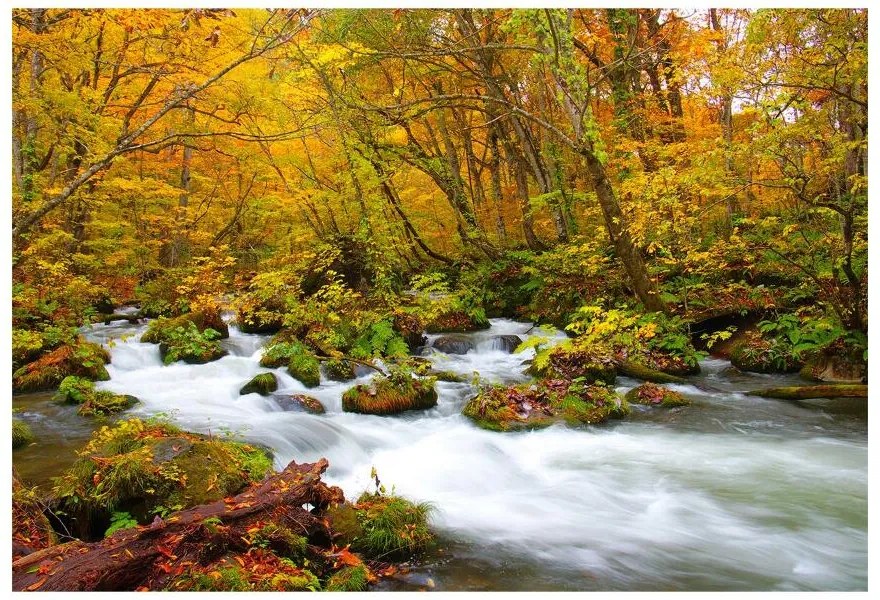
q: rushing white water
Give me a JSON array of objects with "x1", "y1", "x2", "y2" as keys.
[{"x1": 38, "y1": 317, "x2": 868, "y2": 590}]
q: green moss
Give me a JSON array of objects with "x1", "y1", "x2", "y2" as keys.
[
  {"x1": 13, "y1": 340, "x2": 110, "y2": 393},
  {"x1": 251, "y1": 523, "x2": 308, "y2": 560},
  {"x1": 625, "y1": 382, "x2": 690, "y2": 407},
  {"x1": 326, "y1": 565, "x2": 369, "y2": 592},
  {"x1": 54, "y1": 375, "x2": 96, "y2": 404},
  {"x1": 326, "y1": 502, "x2": 364, "y2": 547},
  {"x1": 78, "y1": 392, "x2": 139, "y2": 417},
  {"x1": 13, "y1": 419, "x2": 35, "y2": 449},
  {"x1": 288, "y1": 349, "x2": 321, "y2": 388},
  {"x1": 342, "y1": 373, "x2": 438, "y2": 415},
  {"x1": 53, "y1": 418, "x2": 274, "y2": 537},
  {"x1": 239, "y1": 372, "x2": 278, "y2": 396},
  {"x1": 183, "y1": 566, "x2": 251, "y2": 591},
  {"x1": 351, "y1": 493, "x2": 434, "y2": 560},
  {"x1": 324, "y1": 358, "x2": 356, "y2": 381},
  {"x1": 463, "y1": 379, "x2": 626, "y2": 431},
  {"x1": 531, "y1": 347, "x2": 617, "y2": 384},
  {"x1": 156, "y1": 321, "x2": 226, "y2": 365},
  {"x1": 140, "y1": 310, "x2": 229, "y2": 344},
  {"x1": 425, "y1": 309, "x2": 490, "y2": 333}
]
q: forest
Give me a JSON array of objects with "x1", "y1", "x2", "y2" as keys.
[{"x1": 10, "y1": 8, "x2": 867, "y2": 592}]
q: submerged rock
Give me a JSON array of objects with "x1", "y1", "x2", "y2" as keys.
[
  {"x1": 463, "y1": 379, "x2": 628, "y2": 432},
  {"x1": 625, "y1": 382, "x2": 690, "y2": 408},
  {"x1": 431, "y1": 335, "x2": 475, "y2": 355},
  {"x1": 274, "y1": 394, "x2": 326, "y2": 414},
  {"x1": 342, "y1": 373, "x2": 438, "y2": 415},
  {"x1": 240, "y1": 373, "x2": 279, "y2": 396}
]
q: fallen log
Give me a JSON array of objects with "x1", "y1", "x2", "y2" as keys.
[
  {"x1": 12, "y1": 458, "x2": 343, "y2": 592},
  {"x1": 745, "y1": 384, "x2": 868, "y2": 400},
  {"x1": 615, "y1": 360, "x2": 686, "y2": 384}
]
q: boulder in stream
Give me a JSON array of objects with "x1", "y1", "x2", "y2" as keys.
[
  {"x1": 431, "y1": 335, "x2": 475, "y2": 355},
  {"x1": 625, "y1": 382, "x2": 690, "y2": 408},
  {"x1": 275, "y1": 393, "x2": 326, "y2": 414},
  {"x1": 323, "y1": 359, "x2": 357, "y2": 381},
  {"x1": 486, "y1": 334, "x2": 522, "y2": 353},
  {"x1": 140, "y1": 309, "x2": 229, "y2": 343},
  {"x1": 53, "y1": 375, "x2": 139, "y2": 417},
  {"x1": 12, "y1": 339, "x2": 110, "y2": 393},
  {"x1": 342, "y1": 372, "x2": 438, "y2": 415},
  {"x1": 528, "y1": 346, "x2": 616, "y2": 384},
  {"x1": 240, "y1": 372, "x2": 279, "y2": 396},
  {"x1": 463, "y1": 379, "x2": 628, "y2": 432}
]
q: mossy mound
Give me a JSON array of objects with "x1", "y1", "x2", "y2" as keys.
[
  {"x1": 154, "y1": 321, "x2": 228, "y2": 365},
  {"x1": 259, "y1": 329, "x2": 303, "y2": 368},
  {"x1": 463, "y1": 379, "x2": 627, "y2": 432},
  {"x1": 13, "y1": 477, "x2": 56, "y2": 558},
  {"x1": 13, "y1": 419, "x2": 35, "y2": 449},
  {"x1": 274, "y1": 394, "x2": 326, "y2": 414},
  {"x1": 140, "y1": 309, "x2": 229, "y2": 343},
  {"x1": 323, "y1": 359, "x2": 356, "y2": 381},
  {"x1": 289, "y1": 348, "x2": 321, "y2": 388},
  {"x1": 240, "y1": 372, "x2": 279, "y2": 396},
  {"x1": 326, "y1": 565, "x2": 369, "y2": 592},
  {"x1": 342, "y1": 372, "x2": 438, "y2": 415},
  {"x1": 327, "y1": 493, "x2": 434, "y2": 561},
  {"x1": 53, "y1": 376, "x2": 139, "y2": 417},
  {"x1": 620, "y1": 348, "x2": 701, "y2": 377},
  {"x1": 730, "y1": 334, "x2": 801, "y2": 374},
  {"x1": 12, "y1": 339, "x2": 110, "y2": 393},
  {"x1": 530, "y1": 347, "x2": 617, "y2": 384},
  {"x1": 424, "y1": 309, "x2": 490, "y2": 334},
  {"x1": 54, "y1": 418, "x2": 274, "y2": 540},
  {"x1": 625, "y1": 382, "x2": 690, "y2": 408}
]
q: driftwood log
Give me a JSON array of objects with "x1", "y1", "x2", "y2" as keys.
[
  {"x1": 746, "y1": 384, "x2": 868, "y2": 400},
  {"x1": 12, "y1": 459, "x2": 343, "y2": 592}
]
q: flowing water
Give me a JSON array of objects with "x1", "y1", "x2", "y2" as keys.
[{"x1": 12, "y1": 318, "x2": 868, "y2": 591}]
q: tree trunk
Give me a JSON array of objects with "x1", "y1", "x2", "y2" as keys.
[{"x1": 12, "y1": 459, "x2": 343, "y2": 592}]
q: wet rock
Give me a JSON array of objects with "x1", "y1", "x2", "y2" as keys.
[
  {"x1": 625, "y1": 382, "x2": 690, "y2": 408},
  {"x1": 431, "y1": 335, "x2": 475, "y2": 355},
  {"x1": 800, "y1": 348, "x2": 867, "y2": 383},
  {"x1": 151, "y1": 438, "x2": 194, "y2": 464},
  {"x1": 343, "y1": 373, "x2": 438, "y2": 415},
  {"x1": 463, "y1": 379, "x2": 628, "y2": 432},
  {"x1": 240, "y1": 373, "x2": 279, "y2": 396},
  {"x1": 274, "y1": 394, "x2": 326, "y2": 414},
  {"x1": 486, "y1": 335, "x2": 522, "y2": 353},
  {"x1": 323, "y1": 359, "x2": 357, "y2": 382}
]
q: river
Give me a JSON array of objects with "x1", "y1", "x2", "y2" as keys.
[{"x1": 12, "y1": 317, "x2": 868, "y2": 591}]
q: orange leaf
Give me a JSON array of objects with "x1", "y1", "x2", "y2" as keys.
[{"x1": 25, "y1": 578, "x2": 47, "y2": 591}]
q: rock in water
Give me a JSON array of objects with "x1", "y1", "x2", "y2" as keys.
[{"x1": 431, "y1": 335, "x2": 474, "y2": 355}]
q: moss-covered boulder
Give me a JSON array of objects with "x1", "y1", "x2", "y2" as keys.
[
  {"x1": 799, "y1": 340, "x2": 867, "y2": 383},
  {"x1": 154, "y1": 321, "x2": 227, "y2": 365},
  {"x1": 289, "y1": 349, "x2": 321, "y2": 388},
  {"x1": 13, "y1": 419, "x2": 35, "y2": 449},
  {"x1": 463, "y1": 379, "x2": 627, "y2": 432},
  {"x1": 425, "y1": 309, "x2": 489, "y2": 334},
  {"x1": 12, "y1": 339, "x2": 110, "y2": 393},
  {"x1": 54, "y1": 417, "x2": 274, "y2": 540},
  {"x1": 529, "y1": 347, "x2": 616, "y2": 384},
  {"x1": 259, "y1": 329, "x2": 302, "y2": 368},
  {"x1": 140, "y1": 309, "x2": 229, "y2": 343},
  {"x1": 240, "y1": 372, "x2": 279, "y2": 396},
  {"x1": 625, "y1": 382, "x2": 690, "y2": 408},
  {"x1": 274, "y1": 394, "x2": 326, "y2": 414},
  {"x1": 323, "y1": 359, "x2": 356, "y2": 381},
  {"x1": 392, "y1": 310, "x2": 427, "y2": 352},
  {"x1": 342, "y1": 373, "x2": 437, "y2": 415},
  {"x1": 53, "y1": 375, "x2": 139, "y2": 417},
  {"x1": 327, "y1": 493, "x2": 434, "y2": 560}
]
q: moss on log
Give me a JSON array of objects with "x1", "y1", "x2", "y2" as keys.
[
  {"x1": 746, "y1": 385, "x2": 867, "y2": 400},
  {"x1": 615, "y1": 360, "x2": 686, "y2": 384}
]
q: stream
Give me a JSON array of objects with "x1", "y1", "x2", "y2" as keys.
[{"x1": 12, "y1": 317, "x2": 868, "y2": 591}]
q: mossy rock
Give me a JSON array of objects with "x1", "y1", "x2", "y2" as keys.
[
  {"x1": 158, "y1": 340, "x2": 227, "y2": 365},
  {"x1": 12, "y1": 339, "x2": 110, "y2": 393},
  {"x1": 799, "y1": 347, "x2": 867, "y2": 383},
  {"x1": 289, "y1": 350, "x2": 320, "y2": 388},
  {"x1": 463, "y1": 379, "x2": 626, "y2": 432},
  {"x1": 53, "y1": 418, "x2": 274, "y2": 541},
  {"x1": 259, "y1": 329, "x2": 303, "y2": 368},
  {"x1": 425, "y1": 309, "x2": 490, "y2": 334},
  {"x1": 274, "y1": 394, "x2": 326, "y2": 414},
  {"x1": 392, "y1": 310, "x2": 427, "y2": 352},
  {"x1": 323, "y1": 359, "x2": 356, "y2": 382},
  {"x1": 140, "y1": 309, "x2": 229, "y2": 344},
  {"x1": 12, "y1": 328, "x2": 46, "y2": 372},
  {"x1": 13, "y1": 419, "x2": 35, "y2": 449},
  {"x1": 530, "y1": 347, "x2": 616, "y2": 384},
  {"x1": 625, "y1": 383, "x2": 690, "y2": 408},
  {"x1": 240, "y1": 372, "x2": 279, "y2": 396},
  {"x1": 429, "y1": 370, "x2": 468, "y2": 383},
  {"x1": 342, "y1": 373, "x2": 438, "y2": 415},
  {"x1": 730, "y1": 337, "x2": 801, "y2": 374},
  {"x1": 53, "y1": 376, "x2": 139, "y2": 417},
  {"x1": 623, "y1": 348, "x2": 701, "y2": 377}
]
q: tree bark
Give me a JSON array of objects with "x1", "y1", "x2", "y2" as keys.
[{"x1": 12, "y1": 459, "x2": 343, "y2": 592}]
